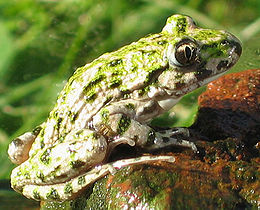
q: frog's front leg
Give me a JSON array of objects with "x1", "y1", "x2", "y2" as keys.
[
  {"x1": 92, "y1": 101, "x2": 197, "y2": 152},
  {"x1": 106, "y1": 115, "x2": 197, "y2": 152}
]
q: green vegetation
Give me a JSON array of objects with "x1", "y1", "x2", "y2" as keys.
[{"x1": 0, "y1": 0, "x2": 259, "y2": 179}]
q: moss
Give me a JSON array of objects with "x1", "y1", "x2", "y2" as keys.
[{"x1": 85, "y1": 179, "x2": 108, "y2": 210}]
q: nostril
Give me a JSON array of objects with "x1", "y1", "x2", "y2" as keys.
[
  {"x1": 221, "y1": 39, "x2": 242, "y2": 57},
  {"x1": 234, "y1": 42, "x2": 242, "y2": 56}
]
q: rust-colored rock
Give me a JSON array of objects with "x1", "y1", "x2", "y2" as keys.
[
  {"x1": 192, "y1": 69, "x2": 260, "y2": 146},
  {"x1": 199, "y1": 69, "x2": 260, "y2": 120}
]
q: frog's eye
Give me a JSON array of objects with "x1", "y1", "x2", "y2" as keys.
[{"x1": 171, "y1": 39, "x2": 198, "y2": 67}]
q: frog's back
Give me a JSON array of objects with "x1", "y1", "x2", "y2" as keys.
[{"x1": 45, "y1": 33, "x2": 168, "y2": 141}]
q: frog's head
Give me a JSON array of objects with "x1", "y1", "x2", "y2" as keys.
[{"x1": 158, "y1": 14, "x2": 242, "y2": 99}]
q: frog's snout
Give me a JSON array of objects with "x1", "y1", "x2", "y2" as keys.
[{"x1": 221, "y1": 33, "x2": 242, "y2": 69}]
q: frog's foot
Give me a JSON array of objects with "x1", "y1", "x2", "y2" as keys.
[
  {"x1": 8, "y1": 132, "x2": 37, "y2": 165},
  {"x1": 149, "y1": 127, "x2": 197, "y2": 152},
  {"x1": 21, "y1": 155, "x2": 174, "y2": 201},
  {"x1": 8, "y1": 125, "x2": 42, "y2": 165}
]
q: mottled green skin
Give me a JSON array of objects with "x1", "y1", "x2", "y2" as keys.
[{"x1": 8, "y1": 14, "x2": 241, "y2": 201}]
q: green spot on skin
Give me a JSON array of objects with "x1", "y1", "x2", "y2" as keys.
[
  {"x1": 201, "y1": 43, "x2": 224, "y2": 58},
  {"x1": 100, "y1": 108, "x2": 109, "y2": 123},
  {"x1": 40, "y1": 139, "x2": 45, "y2": 149},
  {"x1": 144, "y1": 67, "x2": 164, "y2": 85},
  {"x1": 84, "y1": 91, "x2": 97, "y2": 102},
  {"x1": 57, "y1": 117, "x2": 62, "y2": 126},
  {"x1": 36, "y1": 171, "x2": 45, "y2": 181},
  {"x1": 89, "y1": 73, "x2": 106, "y2": 87},
  {"x1": 108, "y1": 59, "x2": 122, "y2": 67},
  {"x1": 125, "y1": 103, "x2": 135, "y2": 110},
  {"x1": 70, "y1": 160, "x2": 85, "y2": 169},
  {"x1": 83, "y1": 73, "x2": 106, "y2": 102},
  {"x1": 32, "y1": 126, "x2": 42, "y2": 136},
  {"x1": 157, "y1": 40, "x2": 167, "y2": 45},
  {"x1": 64, "y1": 183, "x2": 73, "y2": 194},
  {"x1": 147, "y1": 129, "x2": 156, "y2": 146},
  {"x1": 58, "y1": 135, "x2": 65, "y2": 143},
  {"x1": 117, "y1": 114, "x2": 131, "y2": 135},
  {"x1": 24, "y1": 171, "x2": 30, "y2": 179},
  {"x1": 54, "y1": 117, "x2": 63, "y2": 134},
  {"x1": 90, "y1": 132, "x2": 99, "y2": 140},
  {"x1": 78, "y1": 176, "x2": 86, "y2": 185},
  {"x1": 119, "y1": 85, "x2": 131, "y2": 96},
  {"x1": 176, "y1": 17, "x2": 187, "y2": 33},
  {"x1": 75, "y1": 129, "x2": 84, "y2": 136},
  {"x1": 40, "y1": 148, "x2": 52, "y2": 165},
  {"x1": 33, "y1": 189, "x2": 41, "y2": 200},
  {"x1": 46, "y1": 188, "x2": 60, "y2": 200},
  {"x1": 71, "y1": 112, "x2": 79, "y2": 122},
  {"x1": 108, "y1": 77, "x2": 122, "y2": 88},
  {"x1": 201, "y1": 43, "x2": 218, "y2": 50}
]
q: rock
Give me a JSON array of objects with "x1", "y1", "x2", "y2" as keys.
[{"x1": 193, "y1": 69, "x2": 260, "y2": 145}]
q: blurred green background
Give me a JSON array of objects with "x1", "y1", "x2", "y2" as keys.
[{"x1": 0, "y1": 0, "x2": 259, "y2": 180}]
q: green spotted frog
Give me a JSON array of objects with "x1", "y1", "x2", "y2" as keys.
[{"x1": 8, "y1": 14, "x2": 242, "y2": 201}]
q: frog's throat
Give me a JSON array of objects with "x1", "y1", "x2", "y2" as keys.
[{"x1": 158, "y1": 98, "x2": 181, "y2": 111}]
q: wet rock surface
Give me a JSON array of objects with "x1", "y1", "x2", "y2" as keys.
[
  {"x1": 192, "y1": 69, "x2": 260, "y2": 146},
  {"x1": 41, "y1": 69, "x2": 260, "y2": 209}
]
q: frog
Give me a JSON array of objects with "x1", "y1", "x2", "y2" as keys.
[{"x1": 8, "y1": 14, "x2": 242, "y2": 201}]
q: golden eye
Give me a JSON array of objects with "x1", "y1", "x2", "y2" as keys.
[{"x1": 171, "y1": 39, "x2": 198, "y2": 67}]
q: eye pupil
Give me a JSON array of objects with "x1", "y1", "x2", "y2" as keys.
[{"x1": 185, "y1": 46, "x2": 192, "y2": 60}]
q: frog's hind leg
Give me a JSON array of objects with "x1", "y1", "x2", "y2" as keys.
[
  {"x1": 21, "y1": 155, "x2": 175, "y2": 201},
  {"x1": 10, "y1": 128, "x2": 110, "y2": 194},
  {"x1": 148, "y1": 127, "x2": 197, "y2": 152}
]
